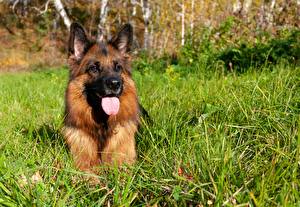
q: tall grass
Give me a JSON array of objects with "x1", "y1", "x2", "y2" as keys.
[{"x1": 0, "y1": 63, "x2": 299, "y2": 206}]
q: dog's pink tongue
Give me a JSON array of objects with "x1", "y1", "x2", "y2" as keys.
[{"x1": 101, "y1": 97, "x2": 120, "y2": 116}]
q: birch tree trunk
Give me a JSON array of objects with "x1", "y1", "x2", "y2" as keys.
[
  {"x1": 130, "y1": 0, "x2": 139, "y2": 49},
  {"x1": 297, "y1": 0, "x2": 300, "y2": 26},
  {"x1": 266, "y1": 0, "x2": 276, "y2": 26},
  {"x1": 149, "y1": 21, "x2": 154, "y2": 53},
  {"x1": 53, "y1": 0, "x2": 71, "y2": 30},
  {"x1": 241, "y1": 0, "x2": 252, "y2": 18},
  {"x1": 151, "y1": 4, "x2": 159, "y2": 54},
  {"x1": 233, "y1": 0, "x2": 242, "y2": 14},
  {"x1": 190, "y1": 0, "x2": 194, "y2": 36},
  {"x1": 141, "y1": 0, "x2": 151, "y2": 50},
  {"x1": 131, "y1": 0, "x2": 137, "y2": 16},
  {"x1": 97, "y1": 0, "x2": 108, "y2": 42},
  {"x1": 258, "y1": 1, "x2": 266, "y2": 29},
  {"x1": 232, "y1": 0, "x2": 252, "y2": 18},
  {"x1": 181, "y1": 2, "x2": 185, "y2": 46},
  {"x1": 22, "y1": 0, "x2": 28, "y2": 16}
]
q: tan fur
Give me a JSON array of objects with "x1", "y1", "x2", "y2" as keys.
[
  {"x1": 63, "y1": 73, "x2": 139, "y2": 171},
  {"x1": 101, "y1": 121, "x2": 137, "y2": 164},
  {"x1": 63, "y1": 126, "x2": 100, "y2": 172}
]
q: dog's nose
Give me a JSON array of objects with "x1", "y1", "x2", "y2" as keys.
[{"x1": 106, "y1": 77, "x2": 121, "y2": 91}]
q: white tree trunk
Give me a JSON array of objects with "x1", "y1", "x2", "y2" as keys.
[
  {"x1": 22, "y1": 0, "x2": 29, "y2": 16},
  {"x1": 190, "y1": 0, "x2": 194, "y2": 36},
  {"x1": 131, "y1": 0, "x2": 137, "y2": 16},
  {"x1": 97, "y1": 0, "x2": 108, "y2": 41},
  {"x1": 233, "y1": 0, "x2": 242, "y2": 14},
  {"x1": 242, "y1": 0, "x2": 252, "y2": 17},
  {"x1": 297, "y1": 0, "x2": 300, "y2": 24},
  {"x1": 144, "y1": 26, "x2": 149, "y2": 49},
  {"x1": 141, "y1": 0, "x2": 151, "y2": 49},
  {"x1": 270, "y1": 0, "x2": 276, "y2": 10},
  {"x1": 266, "y1": 0, "x2": 276, "y2": 26},
  {"x1": 53, "y1": 0, "x2": 71, "y2": 30},
  {"x1": 181, "y1": 2, "x2": 185, "y2": 46},
  {"x1": 258, "y1": 1, "x2": 266, "y2": 29}
]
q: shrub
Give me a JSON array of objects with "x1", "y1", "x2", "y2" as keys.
[
  {"x1": 218, "y1": 30, "x2": 300, "y2": 72},
  {"x1": 134, "y1": 17, "x2": 300, "y2": 74}
]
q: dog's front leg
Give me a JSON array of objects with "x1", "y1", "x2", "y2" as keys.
[
  {"x1": 101, "y1": 121, "x2": 137, "y2": 165},
  {"x1": 63, "y1": 127, "x2": 101, "y2": 172}
]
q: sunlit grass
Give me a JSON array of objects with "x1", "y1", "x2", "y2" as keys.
[{"x1": 0, "y1": 64, "x2": 299, "y2": 206}]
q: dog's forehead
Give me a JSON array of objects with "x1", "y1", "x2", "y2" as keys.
[
  {"x1": 97, "y1": 41, "x2": 108, "y2": 56},
  {"x1": 86, "y1": 43, "x2": 120, "y2": 62}
]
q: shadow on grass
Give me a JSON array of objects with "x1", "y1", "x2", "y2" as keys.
[{"x1": 17, "y1": 123, "x2": 64, "y2": 145}]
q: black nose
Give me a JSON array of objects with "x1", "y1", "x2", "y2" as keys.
[{"x1": 105, "y1": 77, "x2": 121, "y2": 91}]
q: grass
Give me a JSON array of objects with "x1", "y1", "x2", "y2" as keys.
[{"x1": 0, "y1": 63, "x2": 299, "y2": 206}]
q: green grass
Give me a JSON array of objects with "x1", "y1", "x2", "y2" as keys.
[{"x1": 0, "y1": 64, "x2": 299, "y2": 206}]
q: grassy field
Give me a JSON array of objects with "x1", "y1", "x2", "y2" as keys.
[{"x1": 0, "y1": 64, "x2": 299, "y2": 206}]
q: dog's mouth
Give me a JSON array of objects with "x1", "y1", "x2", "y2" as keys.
[
  {"x1": 101, "y1": 96, "x2": 120, "y2": 116},
  {"x1": 94, "y1": 93, "x2": 120, "y2": 116},
  {"x1": 85, "y1": 78, "x2": 123, "y2": 116}
]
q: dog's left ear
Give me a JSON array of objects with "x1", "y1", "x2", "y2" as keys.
[
  {"x1": 110, "y1": 24, "x2": 133, "y2": 54},
  {"x1": 68, "y1": 22, "x2": 90, "y2": 61}
]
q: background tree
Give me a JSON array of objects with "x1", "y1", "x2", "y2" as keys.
[{"x1": 0, "y1": 0, "x2": 299, "y2": 65}]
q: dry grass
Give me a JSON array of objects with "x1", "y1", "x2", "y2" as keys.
[{"x1": 0, "y1": 29, "x2": 66, "y2": 72}]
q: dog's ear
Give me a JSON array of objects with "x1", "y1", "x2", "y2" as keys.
[
  {"x1": 110, "y1": 24, "x2": 133, "y2": 54},
  {"x1": 68, "y1": 23, "x2": 90, "y2": 60}
]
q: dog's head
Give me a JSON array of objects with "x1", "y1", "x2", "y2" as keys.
[{"x1": 67, "y1": 23, "x2": 133, "y2": 116}]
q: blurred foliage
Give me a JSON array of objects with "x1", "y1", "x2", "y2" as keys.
[
  {"x1": 179, "y1": 17, "x2": 300, "y2": 72},
  {"x1": 134, "y1": 17, "x2": 300, "y2": 74},
  {"x1": 217, "y1": 29, "x2": 300, "y2": 72},
  {"x1": 0, "y1": 0, "x2": 300, "y2": 71}
]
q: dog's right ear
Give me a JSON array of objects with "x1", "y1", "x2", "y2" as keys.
[{"x1": 68, "y1": 23, "x2": 90, "y2": 61}]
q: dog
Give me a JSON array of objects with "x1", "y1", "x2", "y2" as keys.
[{"x1": 63, "y1": 22, "x2": 140, "y2": 173}]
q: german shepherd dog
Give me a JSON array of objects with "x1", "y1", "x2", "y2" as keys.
[{"x1": 63, "y1": 23, "x2": 139, "y2": 173}]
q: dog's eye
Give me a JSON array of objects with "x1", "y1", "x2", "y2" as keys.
[
  {"x1": 114, "y1": 63, "x2": 122, "y2": 72},
  {"x1": 87, "y1": 64, "x2": 100, "y2": 74}
]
